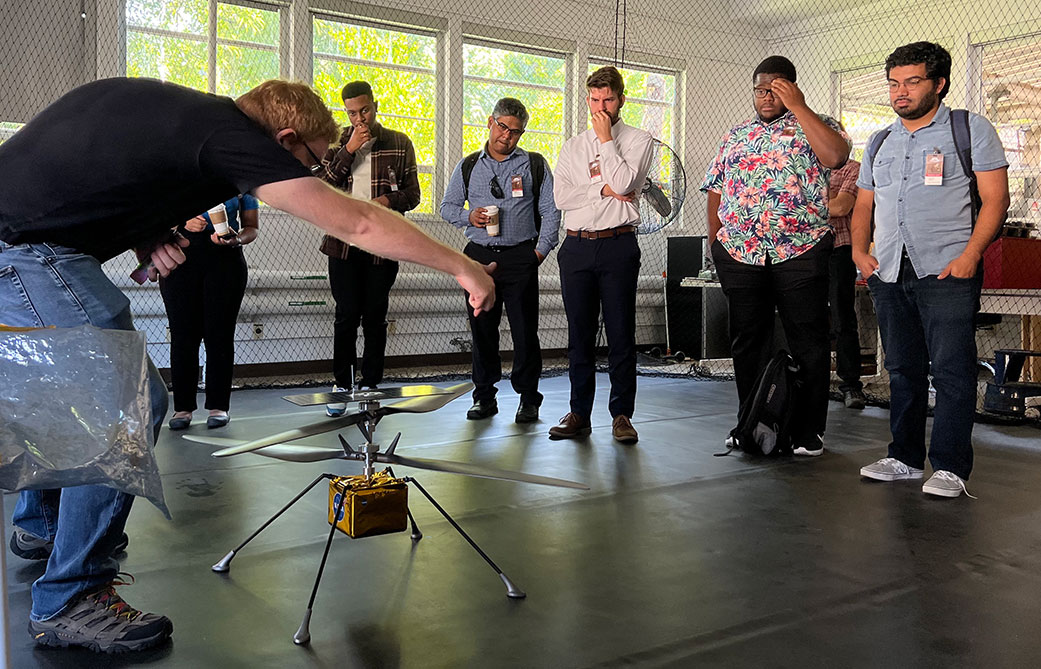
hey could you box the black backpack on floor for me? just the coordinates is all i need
[722,350,800,456]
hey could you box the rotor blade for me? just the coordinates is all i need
[211,412,368,457]
[181,434,249,447]
[382,454,589,490]
[244,445,349,463]
[378,382,474,416]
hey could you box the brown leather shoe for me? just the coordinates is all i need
[612,415,639,444]
[548,412,591,440]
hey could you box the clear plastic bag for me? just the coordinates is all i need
[0,325,168,517]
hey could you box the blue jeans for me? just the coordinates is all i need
[0,241,168,620]
[867,255,981,479]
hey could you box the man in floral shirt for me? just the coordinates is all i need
[701,55,850,456]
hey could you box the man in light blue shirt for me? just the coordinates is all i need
[852,42,1009,497]
[440,97,561,423]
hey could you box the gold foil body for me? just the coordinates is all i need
[328,471,408,538]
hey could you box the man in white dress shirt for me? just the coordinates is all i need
[549,66,654,443]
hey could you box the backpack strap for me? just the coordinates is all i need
[460,151,481,204]
[865,128,891,188]
[529,151,545,234]
[950,109,983,223]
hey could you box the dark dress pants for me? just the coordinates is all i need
[159,243,247,412]
[829,244,863,392]
[711,234,833,445]
[329,248,399,388]
[558,232,641,418]
[463,240,543,405]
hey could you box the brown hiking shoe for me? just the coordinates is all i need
[548,412,591,440]
[28,578,172,653]
[612,415,639,444]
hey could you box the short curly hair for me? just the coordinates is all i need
[885,42,952,100]
[236,80,339,143]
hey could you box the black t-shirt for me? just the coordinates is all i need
[0,78,311,261]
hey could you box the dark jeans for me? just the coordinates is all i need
[558,232,641,418]
[829,245,863,392]
[712,234,833,445]
[329,249,399,388]
[0,241,167,620]
[159,244,247,412]
[463,240,543,405]
[867,255,981,479]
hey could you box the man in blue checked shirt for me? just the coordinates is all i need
[440,97,561,423]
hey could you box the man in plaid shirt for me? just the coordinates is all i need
[320,81,421,415]
[827,153,866,410]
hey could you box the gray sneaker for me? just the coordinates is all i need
[29,581,172,653]
[11,530,129,561]
[923,470,976,499]
[860,457,924,481]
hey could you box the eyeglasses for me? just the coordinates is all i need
[753,87,776,99]
[489,175,505,199]
[494,120,525,139]
[304,143,324,176]
[887,76,931,91]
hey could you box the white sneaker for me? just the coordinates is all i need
[793,435,824,457]
[860,457,924,481]
[923,470,977,499]
[325,385,349,417]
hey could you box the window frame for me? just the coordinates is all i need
[461,38,569,165]
[125,0,286,95]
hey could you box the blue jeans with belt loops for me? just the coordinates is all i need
[867,255,981,480]
[0,240,168,620]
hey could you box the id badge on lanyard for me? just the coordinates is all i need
[924,149,943,186]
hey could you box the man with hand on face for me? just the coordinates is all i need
[0,77,494,654]
[853,42,1008,497]
[701,55,850,457]
[549,66,654,444]
[321,81,421,417]
[440,98,561,423]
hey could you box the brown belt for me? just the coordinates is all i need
[566,225,636,240]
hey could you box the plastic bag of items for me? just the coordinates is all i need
[0,324,168,516]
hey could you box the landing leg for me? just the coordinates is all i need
[213,473,333,573]
[405,477,525,599]
[387,466,422,541]
[294,488,348,646]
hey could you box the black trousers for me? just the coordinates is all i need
[159,244,247,412]
[463,240,543,405]
[829,244,863,392]
[711,234,833,444]
[328,248,399,388]
[558,232,641,418]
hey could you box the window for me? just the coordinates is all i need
[0,122,23,146]
[126,0,280,96]
[313,17,437,214]
[463,43,566,167]
[979,35,1041,223]
[837,65,891,162]
[587,61,676,147]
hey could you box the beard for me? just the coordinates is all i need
[894,90,939,120]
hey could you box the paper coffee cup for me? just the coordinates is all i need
[485,205,500,237]
[208,203,227,225]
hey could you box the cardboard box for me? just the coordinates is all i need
[983,237,1041,289]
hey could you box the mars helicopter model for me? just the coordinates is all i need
[185,381,588,645]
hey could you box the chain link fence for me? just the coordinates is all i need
[2,0,1039,421]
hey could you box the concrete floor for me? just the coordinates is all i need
[5,374,1041,667]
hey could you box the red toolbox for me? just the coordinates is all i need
[983,237,1041,289]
